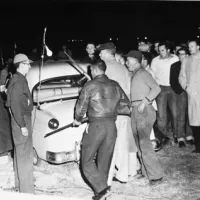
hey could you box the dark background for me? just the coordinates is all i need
[0,1,199,59]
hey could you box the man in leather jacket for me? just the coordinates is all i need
[73,59,130,200]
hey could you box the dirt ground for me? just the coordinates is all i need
[0,142,200,200]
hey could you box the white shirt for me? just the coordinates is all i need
[151,55,179,86]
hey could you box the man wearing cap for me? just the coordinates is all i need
[6,54,34,193]
[125,50,163,186]
[97,42,138,184]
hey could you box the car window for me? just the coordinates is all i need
[33,75,87,104]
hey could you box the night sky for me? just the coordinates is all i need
[0,1,200,58]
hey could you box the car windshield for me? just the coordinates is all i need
[32,74,87,104]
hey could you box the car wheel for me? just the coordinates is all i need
[33,148,47,167]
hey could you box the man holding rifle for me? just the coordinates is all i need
[73,59,130,200]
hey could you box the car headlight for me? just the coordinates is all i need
[48,118,59,130]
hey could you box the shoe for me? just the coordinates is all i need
[174,137,178,144]
[134,174,145,179]
[186,139,194,145]
[162,137,170,147]
[92,186,111,200]
[112,177,126,184]
[151,139,162,152]
[192,150,200,154]
[178,141,186,148]
[149,177,163,186]
[133,169,145,179]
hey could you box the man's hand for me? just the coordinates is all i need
[73,119,81,127]
[137,102,146,113]
[21,127,28,136]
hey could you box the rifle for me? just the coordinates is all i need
[44,117,89,138]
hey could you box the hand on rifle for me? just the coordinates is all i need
[73,119,81,127]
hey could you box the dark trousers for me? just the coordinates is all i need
[131,105,163,180]
[176,92,193,140]
[191,126,200,152]
[81,119,117,193]
[11,115,34,194]
[156,86,177,138]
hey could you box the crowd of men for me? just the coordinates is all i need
[0,38,199,200]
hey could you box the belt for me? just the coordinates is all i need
[131,100,152,107]
[131,100,142,107]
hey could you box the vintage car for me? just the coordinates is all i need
[26,60,90,165]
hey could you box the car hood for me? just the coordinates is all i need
[39,98,78,125]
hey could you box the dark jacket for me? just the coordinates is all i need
[6,72,33,127]
[170,61,185,95]
[75,74,130,122]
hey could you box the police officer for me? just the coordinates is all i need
[73,59,130,200]
[6,54,34,193]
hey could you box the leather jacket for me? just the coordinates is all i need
[75,74,130,121]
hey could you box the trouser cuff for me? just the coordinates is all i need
[186,135,194,141]
[178,137,185,142]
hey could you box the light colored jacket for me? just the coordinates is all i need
[179,52,200,126]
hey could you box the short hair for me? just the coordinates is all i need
[177,47,188,55]
[158,41,171,50]
[142,52,152,65]
[86,42,95,48]
[188,40,200,46]
[91,59,107,72]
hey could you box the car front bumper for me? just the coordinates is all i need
[46,142,80,164]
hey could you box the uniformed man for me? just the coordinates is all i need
[6,54,34,193]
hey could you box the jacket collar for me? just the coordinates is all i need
[93,74,107,80]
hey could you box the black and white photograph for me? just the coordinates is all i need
[0,1,200,200]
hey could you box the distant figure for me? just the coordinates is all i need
[0,58,13,155]
[82,43,98,64]
[115,50,126,66]
[57,44,72,59]
[28,48,40,61]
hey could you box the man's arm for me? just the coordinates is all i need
[143,71,161,102]
[150,58,159,84]
[179,58,187,90]
[74,82,90,122]
[10,82,26,127]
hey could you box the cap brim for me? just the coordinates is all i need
[96,46,105,51]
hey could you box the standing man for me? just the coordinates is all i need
[170,48,194,148]
[151,42,179,142]
[73,59,130,200]
[97,42,138,184]
[179,40,200,153]
[6,54,34,194]
[126,50,163,186]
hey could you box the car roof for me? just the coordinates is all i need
[26,60,89,91]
